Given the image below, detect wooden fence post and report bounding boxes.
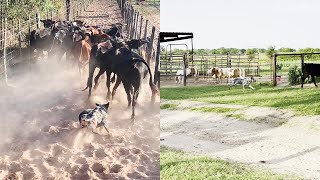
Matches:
[36,12,40,29]
[143,19,148,39]
[131,11,137,38]
[134,12,139,38]
[28,16,31,71]
[301,54,305,70]
[139,16,143,39]
[18,19,22,60]
[142,19,148,56]
[3,16,7,84]
[130,8,135,39]
[154,34,160,89]
[273,54,277,86]
[146,26,155,64]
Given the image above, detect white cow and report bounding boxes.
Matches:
[175,68,191,84]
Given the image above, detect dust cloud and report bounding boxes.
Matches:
[0,53,160,179]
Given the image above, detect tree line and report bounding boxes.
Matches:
[161,46,320,57]
[1,0,64,21]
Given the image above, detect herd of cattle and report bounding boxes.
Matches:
[28,19,159,120]
[175,62,320,89]
[175,66,246,84]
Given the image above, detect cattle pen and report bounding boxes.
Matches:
[0,0,160,179]
[272,52,320,86]
[0,0,161,86]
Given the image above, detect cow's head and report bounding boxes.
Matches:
[97,40,113,54]
[41,19,55,29]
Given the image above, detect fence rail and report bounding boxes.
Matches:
[160,54,261,79]
[117,0,160,64]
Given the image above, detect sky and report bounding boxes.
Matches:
[160,0,320,49]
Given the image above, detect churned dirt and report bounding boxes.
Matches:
[0,0,160,179]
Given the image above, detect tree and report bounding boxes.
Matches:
[278,47,296,52]
[246,49,255,61]
[265,46,276,60]
[217,47,229,55]
[240,49,246,54]
[229,48,239,54]
[258,48,266,53]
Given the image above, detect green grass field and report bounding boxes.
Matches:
[161,83,320,115]
[160,103,178,110]
[160,146,299,180]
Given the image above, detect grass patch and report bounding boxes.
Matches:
[161,83,320,116]
[160,146,299,180]
[189,107,233,113]
[160,103,178,110]
[226,113,246,120]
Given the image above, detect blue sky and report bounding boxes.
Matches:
[160,0,320,49]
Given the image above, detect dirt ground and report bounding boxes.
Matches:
[160,75,277,88]
[0,0,160,179]
[160,99,320,179]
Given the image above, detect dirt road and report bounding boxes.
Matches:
[161,99,320,179]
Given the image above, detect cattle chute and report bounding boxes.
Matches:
[159,32,194,86]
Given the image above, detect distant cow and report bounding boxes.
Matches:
[301,63,320,88]
[175,67,198,84]
[209,67,244,83]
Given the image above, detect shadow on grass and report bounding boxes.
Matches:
[161,84,320,115]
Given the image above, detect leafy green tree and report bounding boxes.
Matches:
[246,49,255,61]
[217,47,229,55]
[240,49,246,54]
[265,46,276,60]
[258,48,266,53]
[278,47,296,52]
[229,48,239,54]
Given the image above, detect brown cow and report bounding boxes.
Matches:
[72,33,92,79]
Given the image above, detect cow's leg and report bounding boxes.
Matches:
[85,63,96,98]
[131,74,141,122]
[111,76,122,101]
[93,68,105,90]
[106,72,112,100]
[301,74,305,88]
[123,81,132,107]
[312,75,318,87]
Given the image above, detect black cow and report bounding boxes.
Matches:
[126,38,149,50]
[83,39,158,121]
[301,63,320,88]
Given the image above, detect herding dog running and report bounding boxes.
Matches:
[228,76,256,90]
[79,103,110,134]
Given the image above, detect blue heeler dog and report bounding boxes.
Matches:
[79,103,110,134]
[228,76,256,90]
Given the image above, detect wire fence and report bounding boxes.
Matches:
[0,0,110,85]
[117,0,160,65]
[0,0,160,86]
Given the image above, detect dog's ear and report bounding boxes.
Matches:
[104,102,110,110]
[95,103,100,107]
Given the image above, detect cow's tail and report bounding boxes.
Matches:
[132,58,159,96]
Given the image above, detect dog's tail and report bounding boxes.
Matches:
[132,57,159,96]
